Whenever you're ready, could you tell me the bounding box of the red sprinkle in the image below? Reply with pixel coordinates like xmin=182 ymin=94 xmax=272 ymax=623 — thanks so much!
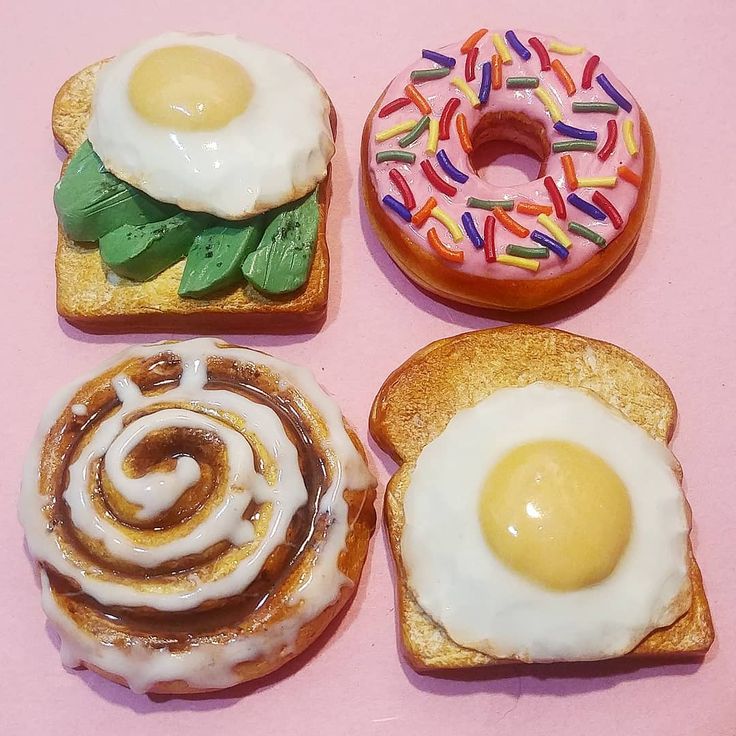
xmin=484 ymin=215 xmax=497 ymax=262
xmin=517 ymin=201 xmax=553 ymax=217
xmin=465 ymin=46 xmax=479 ymax=82
xmin=618 ymin=165 xmax=642 ymax=187
xmin=420 ymin=159 xmax=458 ymax=197
xmin=378 ymin=97 xmax=412 ymax=118
xmin=493 ymin=207 xmax=530 ymax=238
xmin=412 ymin=197 xmax=438 ymax=227
xmin=461 ymin=28 xmax=488 ymax=54
xmin=491 ymin=53 xmax=503 ymax=90
xmin=388 ymin=168 xmax=416 ymax=211
xmin=582 ymin=54 xmax=600 ymax=90
xmin=528 ymin=37 xmax=551 ymax=71
xmin=543 ymin=176 xmax=567 ymax=219
xmin=439 ymin=97 xmax=461 ymax=141
xmin=551 ymin=59 xmax=576 ymax=96
xmin=598 ymin=119 xmax=618 ymax=161
xmin=427 ymin=227 xmax=464 ymax=263
xmin=592 ymin=191 xmax=623 ymax=229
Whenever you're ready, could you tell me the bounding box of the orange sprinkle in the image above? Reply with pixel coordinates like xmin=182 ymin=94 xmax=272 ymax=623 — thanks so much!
xmin=404 ymin=83 xmax=431 ymax=115
xmin=617 ymin=165 xmax=642 ymax=187
xmin=456 ymin=113 xmax=473 ymax=152
xmin=551 ymin=59 xmax=576 ymax=96
xmin=427 ymin=227 xmax=465 ymax=263
xmin=412 ymin=196 xmax=438 ymax=227
xmin=491 ymin=54 xmax=503 ymax=90
xmin=561 ymin=154 xmax=578 ymax=190
xmin=461 ymin=28 xmax=488 ymax=54
xmin=493 ymin=207 xmax=530 ymax=238
xmin=516 ymin=201 xmax=553 ymax=217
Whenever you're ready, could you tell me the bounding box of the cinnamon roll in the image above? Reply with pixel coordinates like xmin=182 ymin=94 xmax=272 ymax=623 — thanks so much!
xmin=20 ymin=338 xmax=376 ymax=693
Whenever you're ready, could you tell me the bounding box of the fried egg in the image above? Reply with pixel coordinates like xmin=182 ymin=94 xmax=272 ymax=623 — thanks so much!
xmin=401 ymin=382 xmax=691 ymax=662
xmin=86 ymin=32 xmax=335 ymax=219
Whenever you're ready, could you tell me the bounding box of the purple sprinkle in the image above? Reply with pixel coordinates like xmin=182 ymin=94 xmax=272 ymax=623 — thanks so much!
xmin=461 ymin=212 xmax=484 ymax=248
xmin=479 ymin=61 xmax=491 ymax=105
xmin=505 ymin=30 xmax=531 ymax=61
xmin=554 ymin=121 xmax=598 ymax=141
xmin=566 ymin=193 xmax=607 ymax=221
xmin=382 ymin=195 xmax=412 ymax=222
xmin=530 ymin=230 xmax=569 ymax=259
xmin=595 ymin=73 xmax=632 ymax=113
xmin=437 ymin=149 xmax=469 ymax=184
xmin=422 ymin=49 xmax=457 ymax=69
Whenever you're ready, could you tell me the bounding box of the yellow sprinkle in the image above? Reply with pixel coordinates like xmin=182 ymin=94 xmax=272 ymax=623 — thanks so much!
xmin=374 ymin=119 xmax=418 ymax=142
xmin=537 ymin=214 xmax=572 ymax=248
xmin=431 ymin=207 xmax=464 ymax=243
xmin=492 ymin=33 xmax=512 ymax=64
xmin=496 ymin=254 xmax=540 ymax=272
xmin=533 ymin=86 xmax=562 ymax=123
xmin=451 ymin=76 xmax=481 ymax=108
xmin=426 ymin=118 xmax=439 ymax=155
xmin=548 ymin=40 xmax=586 ymax=55
xmin=577 ymin=176 xmax=618 ymax=188
xmin=623 ymin=118 xmax=639 ymax=156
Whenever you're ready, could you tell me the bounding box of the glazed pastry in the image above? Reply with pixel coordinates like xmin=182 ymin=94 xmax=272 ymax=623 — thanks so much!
xmin=371 ymin=326 xmax=713 ymax=669
xmin=53 ymin=33 xmax=336 ymax=332
xmin=20 ymin=339 xmax=376 ymax=693
xmin=362 ymin=29 xmax=652 ymax=310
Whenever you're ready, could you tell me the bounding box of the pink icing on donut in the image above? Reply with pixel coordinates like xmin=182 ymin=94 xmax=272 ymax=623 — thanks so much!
xmin=367 ymin=30 xmax=645 ymax=281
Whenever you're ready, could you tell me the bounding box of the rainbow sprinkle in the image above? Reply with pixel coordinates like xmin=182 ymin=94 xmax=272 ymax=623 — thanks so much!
xmin=567 ymin=193 xmax=607 ymax=221
xmin=554 ymin=121 xmax=598 ymax=141
xmin=533 ymin=86 xmax=562 ymax=122
xmin=376 ymin=150 xmax=416 ymax=164
xmin=404 ymin=83 xmax=432 ymax=114
xmin=506 ymin=244 xmax=549 ymax=259
xmin=577 ymin=176 xmax=618 ymax=188
xmin=548 ymin=40 xmax=585 ymax=55
xmin=461 ymin=212 xmax=484 ymax=248
xmin=451 ymin=76 xmax=481 ymax=107
xmin=461 ymin=28 xmax=488 ymax=54
xmin=398 ymin=115 xmax=430 ymax=147
xmin=496 ymin=254 xmax=540 ymax=272
xmin=411 ymin=67 xmax=451 ymax=82
xmin=596 ymin=73 xmax=633 ymax=113
xmin=382 ymin=195 xmax=412 ymax=222
xmin=530 ymin=230 xmax=569 ymax=259
xmin=623 ymin=118 xmax=639 ymax=156
xmin=537 ymin=213 xmax=572 ymax=248
xmin=422 ymin=49 xmax=457 ymax=68
xmin=552 ymin=140 xmax=597 ymax=153
xmin=505 ymin=30 xmax=531 ymax=61
xmin=431 ymin=206 xmax=464 ymax=242
xmin=479 ymin=61 xmax=491 ymax=104
xmin=528 ymin=36 xmax=551 ymax=71
xmin=492 ymin=33 xmax=512 ymax=64
xmin=506 ymin=76 xmax=540 ymax=89
xmin=551 ymin=59 xmax=576 ymax=96
xmin=467 ymin=197 xmax=514 ymax=211
xmin=568 ymin=221 xmax=607 ymax=247
xmin=375 ymin=119 xmax=418 ymax=142
xmin=426 ymin=118 xmax=440 ymax=154
xmin=437 ymin=149 xmax=469 ymax=183
xmin=572 ymin=101 xmax=619 ymax=114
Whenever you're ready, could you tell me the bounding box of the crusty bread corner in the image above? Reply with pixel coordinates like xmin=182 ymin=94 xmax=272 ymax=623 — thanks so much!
xmin=52 ymin=62 xmax=331 ymax=334
xmin=370 ymin=325 xmax=714 ymax=671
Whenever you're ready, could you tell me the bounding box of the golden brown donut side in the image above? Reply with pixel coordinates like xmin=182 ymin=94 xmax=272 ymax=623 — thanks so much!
xmin=360 ymin=90 xmax=654 ymax=312
xmin=370 ymin=325 xmax=714 ymax=670
xmin=53 ymin=63 xmax=332 ymax=333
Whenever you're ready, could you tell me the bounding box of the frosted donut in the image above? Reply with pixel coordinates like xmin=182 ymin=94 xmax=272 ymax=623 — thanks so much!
xmin=19 ymin=338 xmax=376 ymax=694
xmin=361 ymin=29 xmax=653 ymax=311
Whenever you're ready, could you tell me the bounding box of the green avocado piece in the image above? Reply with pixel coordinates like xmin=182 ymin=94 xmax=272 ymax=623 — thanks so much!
xmin=54 ymin=140 xmax=176 ymax=242
xmin=99 ymin=212 xmax=211 ymax=282
xmin=241 ymin=190 xmax=319 ymax=295
xmin=178 ymin=216 xmax=268 ymax=298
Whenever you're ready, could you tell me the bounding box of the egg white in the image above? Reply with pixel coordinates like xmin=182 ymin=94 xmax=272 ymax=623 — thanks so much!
xmin=86 ymin=32 xmax=335 ymax=219
xmin=401 ymin=382 xmax=691 ymax=662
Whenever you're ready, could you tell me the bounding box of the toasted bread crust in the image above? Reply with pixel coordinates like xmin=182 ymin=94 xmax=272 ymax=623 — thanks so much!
xmin=371 ymin=325 xmax=714 ymax=670
xmin=53 ymin=62 xmax=332 ymax=333
xmin=360 ymin=88 xmax=654 ymax=312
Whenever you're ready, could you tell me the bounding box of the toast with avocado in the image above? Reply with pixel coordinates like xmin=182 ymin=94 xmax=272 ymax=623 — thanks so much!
xmin=53 ymin=61 xmax=332 ymax=333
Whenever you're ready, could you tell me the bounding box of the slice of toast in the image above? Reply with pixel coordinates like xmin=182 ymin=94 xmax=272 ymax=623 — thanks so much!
xmin=52 ymin=62 xmax=331 ymax=333
xmin=371 ymin=325 xmax=714 ymax=671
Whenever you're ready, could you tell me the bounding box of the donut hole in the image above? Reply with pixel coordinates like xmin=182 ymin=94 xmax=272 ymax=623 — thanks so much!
xmin=469 ymin=111 xmax=550 ymax=187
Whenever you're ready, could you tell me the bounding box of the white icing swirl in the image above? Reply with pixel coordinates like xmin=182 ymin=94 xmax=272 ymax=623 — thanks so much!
xmin=20 ymin=338 xmax=375 ymax=692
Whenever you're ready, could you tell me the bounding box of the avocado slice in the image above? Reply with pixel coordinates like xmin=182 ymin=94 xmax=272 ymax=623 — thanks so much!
xmin=54 ymin=140 xmax=176 ymax=242
xmin=242 ymin=190 xmax=319 ymax=295
xmin=178 ymin=216 xmax=268 ymax=298
xmin=100 ymin=212 xmax=211 ymax=282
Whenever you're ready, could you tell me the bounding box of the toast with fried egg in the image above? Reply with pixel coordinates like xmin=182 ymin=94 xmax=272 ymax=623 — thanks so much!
xmin=371 ymin=325 xmax=714 ymax=670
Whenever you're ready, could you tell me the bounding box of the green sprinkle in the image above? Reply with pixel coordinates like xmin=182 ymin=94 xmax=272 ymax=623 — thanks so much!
xmin=376 ymin=150 xmax=416 ymax=164
xmin=411 ymin=66 xmax=451 ymax=82
xmin=568 ymin=221 xmax=607 ymax=247
xmin=466 ymin=197 xmax=514 ymax=211
xmin=506 ymin=244 xmax=549 ymax=259
xmin=572 ymin=101 xmax=619 ymax=114
xmin=552 ymin=140 xmax=598 ymax=153
xmin=398 ymin=115 xmax=430 ymax=147
xmin=506 ymin=76 xmax=540 ymax=89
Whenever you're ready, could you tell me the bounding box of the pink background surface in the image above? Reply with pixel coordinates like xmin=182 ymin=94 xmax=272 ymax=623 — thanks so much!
xmin=1 ymin=1 xmax=735 ymax=733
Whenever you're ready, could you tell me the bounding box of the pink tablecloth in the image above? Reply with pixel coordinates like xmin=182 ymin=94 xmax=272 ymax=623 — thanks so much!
xmin=1 ymin=2 xmax=734 ymax=733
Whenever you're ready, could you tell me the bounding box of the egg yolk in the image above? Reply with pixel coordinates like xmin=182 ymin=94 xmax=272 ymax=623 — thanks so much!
xmin=478 ymin=440 xmax=632 ymax=591
xmin=128 ymin=45 xmax=253 ymax=131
